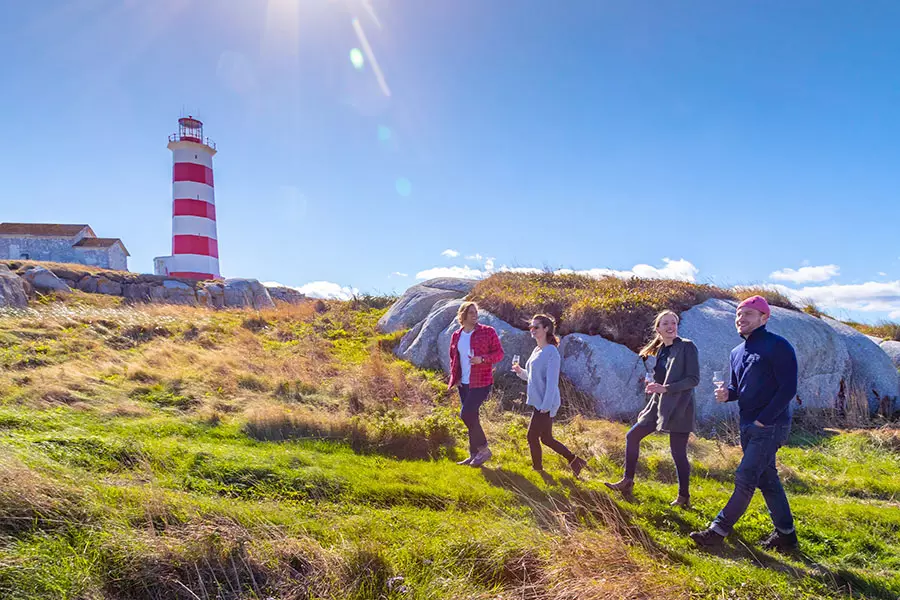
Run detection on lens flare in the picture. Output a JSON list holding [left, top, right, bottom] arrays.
[[395, 177, 412, 197], [349, 48, 365, 69]]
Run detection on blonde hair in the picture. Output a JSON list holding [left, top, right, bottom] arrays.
[[532, 314, 559, 346], [639, 310, 679, 358], [457, 301, 478, 325]]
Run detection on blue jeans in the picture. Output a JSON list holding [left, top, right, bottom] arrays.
[[711, 422, 795, 536], [458, 384, 490, 455]]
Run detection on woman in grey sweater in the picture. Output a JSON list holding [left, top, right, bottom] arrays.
[[512, 314, 587, 477], [605, 310, 699, 507]]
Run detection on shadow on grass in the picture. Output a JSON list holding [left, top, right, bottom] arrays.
[[482, 468, 898, 599]]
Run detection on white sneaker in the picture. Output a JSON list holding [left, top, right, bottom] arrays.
[[469, 447, 492, 467]]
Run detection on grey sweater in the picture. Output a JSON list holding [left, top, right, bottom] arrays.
[[517, 345, 562, 417]]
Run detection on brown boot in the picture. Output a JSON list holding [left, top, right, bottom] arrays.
[[569, 456, 588, 478], [604, 478, 634, 496]]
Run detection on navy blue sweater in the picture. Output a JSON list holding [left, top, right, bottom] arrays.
[[727, 326, 798, 426]]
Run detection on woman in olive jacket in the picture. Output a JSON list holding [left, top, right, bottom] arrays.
[[605, 310, 699, 507]]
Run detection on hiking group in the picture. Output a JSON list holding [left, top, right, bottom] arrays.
[[447, 296, 800, 552]]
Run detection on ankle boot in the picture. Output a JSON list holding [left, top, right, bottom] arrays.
[[670, 495, 690, 508], [604, 478, 634, 495], [569, 456, 587, 478]]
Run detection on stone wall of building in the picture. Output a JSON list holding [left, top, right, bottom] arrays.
[[0, 238, 76, 262], [0, 238, 127, 271]]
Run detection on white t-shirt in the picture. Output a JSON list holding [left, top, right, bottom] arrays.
[[458, 330, 474, 385]]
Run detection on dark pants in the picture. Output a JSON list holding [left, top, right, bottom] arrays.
[[458, 384, 490, 456], [624, 422, 691, 497], [527, 409, 575, 470], [711, 422, 794, 536]]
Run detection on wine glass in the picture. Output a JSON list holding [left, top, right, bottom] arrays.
[[511, 354, 521, 368], [712, 370, 726, 390]]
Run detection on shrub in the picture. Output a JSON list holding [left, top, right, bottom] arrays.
[[470, 272, 734, 351], [237, 373, 269, 392], [241, 404, 460, 460], [130, 383, 195, 409], [274, 380, 317, 402], [844, 320, 900, 342], [802, 303, 825, 318]]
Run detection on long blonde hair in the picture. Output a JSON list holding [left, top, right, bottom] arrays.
[[639, 310, 679, 358]]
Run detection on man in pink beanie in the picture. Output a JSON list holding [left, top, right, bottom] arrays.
[[690, 295, 800, 552]]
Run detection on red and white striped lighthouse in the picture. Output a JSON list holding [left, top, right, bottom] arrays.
[[158, 117, 220, 279]]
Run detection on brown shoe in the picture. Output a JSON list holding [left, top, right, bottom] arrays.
[[603, 478, 634, 495], [670, 495, 690, 508], [569, 456, 588, 478]]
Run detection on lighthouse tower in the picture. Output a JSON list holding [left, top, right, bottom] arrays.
[[154, 117, 220, 280]]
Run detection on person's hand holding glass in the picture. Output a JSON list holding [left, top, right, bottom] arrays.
[[511, 354, 523, 375], [713, 370, 729, 403]]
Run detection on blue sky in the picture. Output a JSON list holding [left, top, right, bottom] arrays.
[[2, 1, 900, 321]]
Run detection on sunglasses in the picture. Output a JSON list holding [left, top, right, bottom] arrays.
[[529, 324, 543, 330]]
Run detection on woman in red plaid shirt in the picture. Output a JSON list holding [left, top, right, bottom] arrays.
[[449, 301, 504, 467]]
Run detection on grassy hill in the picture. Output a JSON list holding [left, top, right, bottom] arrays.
[[0, 291, 897, 599]]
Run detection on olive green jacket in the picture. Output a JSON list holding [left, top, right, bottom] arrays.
[[636, 338, 700, 434]]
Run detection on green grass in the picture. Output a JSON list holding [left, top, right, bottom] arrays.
[[0, 300, 897, 599]]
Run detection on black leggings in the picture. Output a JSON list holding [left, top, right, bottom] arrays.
[[527, 409, 575, 470], [624, 422, 691, 497]]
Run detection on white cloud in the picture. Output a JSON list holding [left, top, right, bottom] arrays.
[[554, 258, 698, 282], [769, 264, 840, 284], [415, 258, 699, 283], [264, 281, 358, 300], [390, 272, 408, 278], [465, 253, 484, 261], [441, 249, 460, 258], [878, 272, 887, 277], [415, 266, 486, 280], [767, 280, 900, 315], [891, 310, 900, 320]]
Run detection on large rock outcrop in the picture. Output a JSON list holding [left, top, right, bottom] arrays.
[[377, 278, 476, 334], [197, 283, 225, 309], [880, 340, 900, 370], [395, 299, 463, 369], [824, 318, 899, 414], [21, 266, 71, 295], [559, 333, 647, 420], [159, 280, 197, 305], [679, 299, 853, 422], [0, 266, 28, 308], [223, 279, 276, 310], [266, 285, 306, 304], [1, 262, 285, 311], [437, 309, 534, 376]]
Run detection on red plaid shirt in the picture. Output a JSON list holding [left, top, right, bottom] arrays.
[[448, 324, 504, 389]]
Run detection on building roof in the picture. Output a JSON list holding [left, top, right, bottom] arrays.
[[0, 223, 93, 237], [73, 237, 130, 256]]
